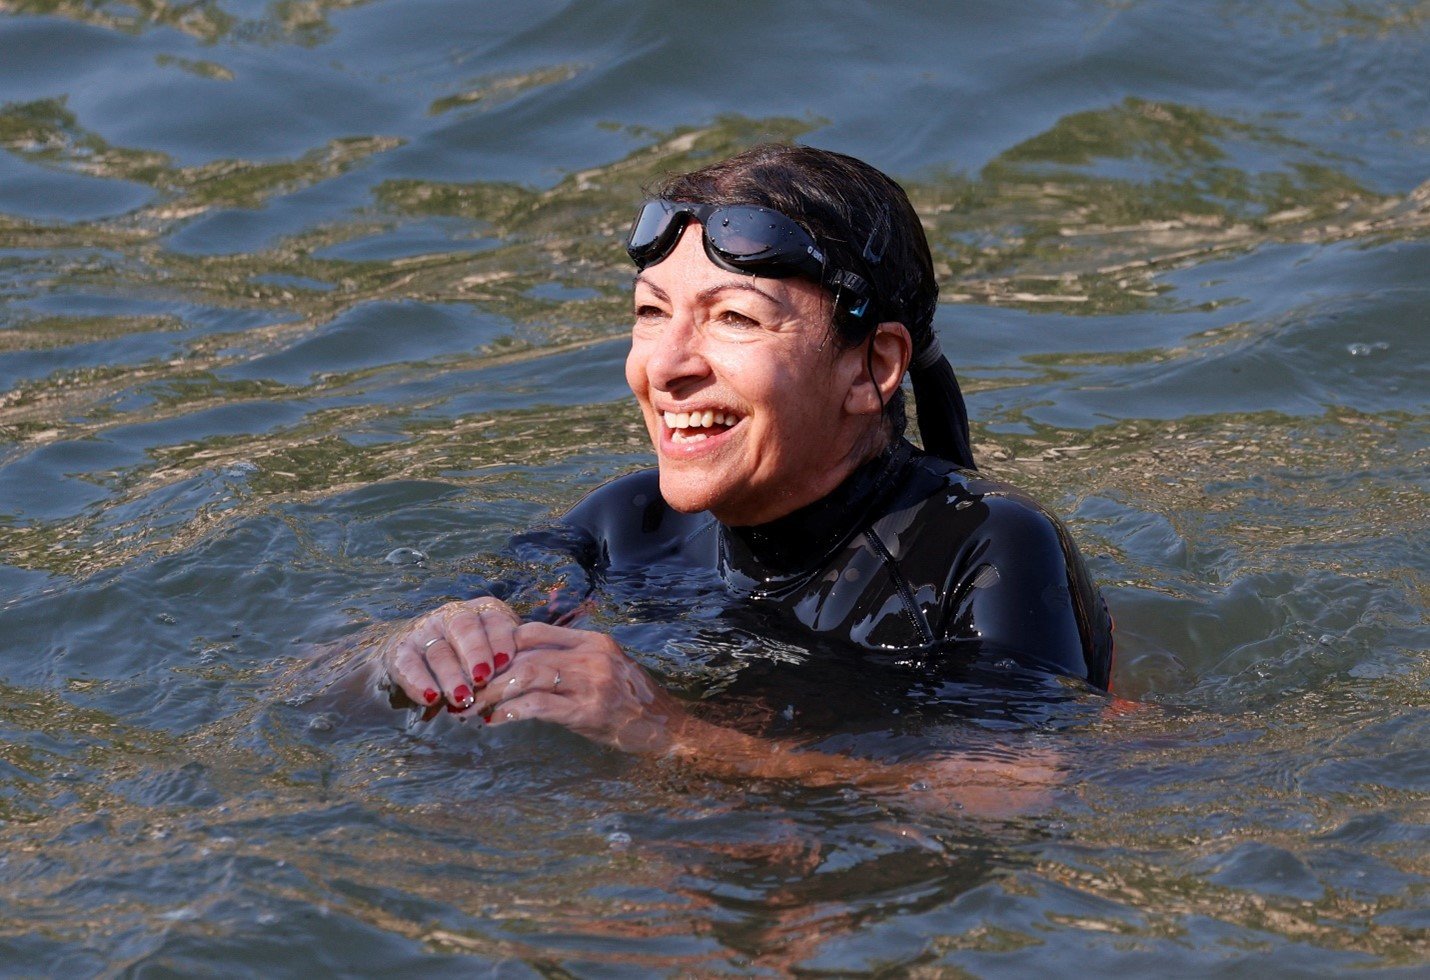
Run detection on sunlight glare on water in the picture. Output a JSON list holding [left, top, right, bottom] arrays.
[[0, 0, 1426, 973]]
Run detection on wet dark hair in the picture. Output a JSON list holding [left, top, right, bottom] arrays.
[[653, 143, 975, 470]]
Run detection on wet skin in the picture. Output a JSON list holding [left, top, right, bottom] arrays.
[[627, 223, 909, 525]]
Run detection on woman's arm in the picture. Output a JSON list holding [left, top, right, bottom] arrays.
[[468, 622, 1063, 817]]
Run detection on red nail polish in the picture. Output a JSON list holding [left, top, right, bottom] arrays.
[[454, 684, 472, 704], [473, 663, 491, 683], [494, 652, 510, 669], [423, 689, 438, 704]]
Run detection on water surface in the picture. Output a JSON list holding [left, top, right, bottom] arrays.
[[0, 0, 1426, 974]]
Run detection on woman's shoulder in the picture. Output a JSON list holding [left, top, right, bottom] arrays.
[[897, 451, 1112, 687], [563, 467, 664, 525], [880, 452, 1096, 606], [561, 467, 715, 562], [889, 451, 1072, 546]]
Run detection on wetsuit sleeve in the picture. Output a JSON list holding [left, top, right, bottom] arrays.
[[500, 468, 663, 623], [503, 521, 602, 623], [938, 494, 1112, 688]]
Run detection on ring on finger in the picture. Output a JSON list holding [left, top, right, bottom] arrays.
[[423, 637, 444, 651], [553, 669, 562, 689]]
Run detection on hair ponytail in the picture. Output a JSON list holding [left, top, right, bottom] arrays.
[[910, 338, 976, 471]]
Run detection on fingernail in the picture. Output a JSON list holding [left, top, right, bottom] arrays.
[[454, 684, 473, 705], [494, 652, 510, 669], [473, 663, 491, 683], [423, 689, 439, 704]]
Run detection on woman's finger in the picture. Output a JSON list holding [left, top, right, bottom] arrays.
[[437, 607, 496, 687], [515, 620, 607, 653], [441, 599, 519, 686], [417, 635, 476, 709], [386, 633, 444, 708], [485, 691, 569, 726], [471, 656, 570, 715], [479, 606, 519, 676]]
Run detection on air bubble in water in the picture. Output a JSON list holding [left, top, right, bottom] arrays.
[[1346, 341, 1389, 356], [384, 547, 427, 565]]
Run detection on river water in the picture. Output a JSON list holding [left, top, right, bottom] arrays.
[[0, 0, 1426, 974]]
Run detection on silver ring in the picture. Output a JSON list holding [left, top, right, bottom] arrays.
[[423, 637, 443, 651], [553, 669, 562, 689]]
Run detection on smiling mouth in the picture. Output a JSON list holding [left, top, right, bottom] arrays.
[[662, 409, 740, 443]]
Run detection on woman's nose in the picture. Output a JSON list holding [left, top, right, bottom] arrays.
[[646, 315, 709, 392]]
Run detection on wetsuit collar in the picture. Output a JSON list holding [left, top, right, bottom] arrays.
[[720, 439, 915, 584]]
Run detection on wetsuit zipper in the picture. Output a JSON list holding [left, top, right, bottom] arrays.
[[862, 528, 936, 646]]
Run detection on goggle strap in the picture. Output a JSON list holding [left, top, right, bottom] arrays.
[[829, 270, 874, 320], [828, 269, 870, 298]]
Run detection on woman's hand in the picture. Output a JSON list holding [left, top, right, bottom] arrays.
[[471, 622, 689, 753], [384, 615, 1059, 818], [380, 597, 521, 711]]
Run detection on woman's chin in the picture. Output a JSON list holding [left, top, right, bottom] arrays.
[[657, 478, 717, 515], [657, 468, 735, 517]]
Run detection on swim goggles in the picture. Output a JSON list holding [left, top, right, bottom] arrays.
[[625, 199, 874, 318]]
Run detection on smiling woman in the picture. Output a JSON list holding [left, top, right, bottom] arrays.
[[361, 144, 1113, 805], [629, 225, 887, 524]]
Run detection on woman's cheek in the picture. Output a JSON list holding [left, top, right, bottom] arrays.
[[624, 343, 651, 399]]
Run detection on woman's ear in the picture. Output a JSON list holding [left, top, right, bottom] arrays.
[[844, 321, 912, 416]]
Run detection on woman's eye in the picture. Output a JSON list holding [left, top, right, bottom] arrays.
[[633, 305, 665, 319], [717, 310, 757, 327]]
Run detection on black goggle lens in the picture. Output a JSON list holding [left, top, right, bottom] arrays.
[[627, 201, 816, 273], [706, 210, 783, 261], [625, 199, 873, 317], [626, 200, 689, 265]]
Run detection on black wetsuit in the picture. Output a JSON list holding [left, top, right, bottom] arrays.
[[516, 439, 1112, 698]]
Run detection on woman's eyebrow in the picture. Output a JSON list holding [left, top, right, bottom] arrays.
[[633, 274, 788, 311], [697, 281, 784, 309], [631, 274, 668, 300]]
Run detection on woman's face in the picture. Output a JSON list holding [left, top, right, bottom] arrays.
[[626, 222, 877, 526]]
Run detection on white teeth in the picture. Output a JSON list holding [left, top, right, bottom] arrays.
[[662, 409, 740, 430]]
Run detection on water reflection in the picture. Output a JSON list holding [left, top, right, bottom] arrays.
[[5, 0, 369, 45]]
